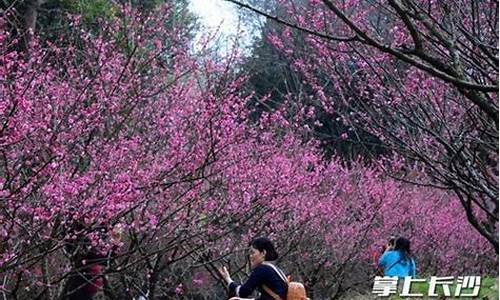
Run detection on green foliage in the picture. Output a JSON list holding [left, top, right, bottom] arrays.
[[240, 21, 388, 162], [62, 0, 117, 23], [33, 0, 117, 42]]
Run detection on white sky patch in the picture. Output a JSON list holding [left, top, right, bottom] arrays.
[[189, 0, 255, 55], [189, 0, 239, 35]]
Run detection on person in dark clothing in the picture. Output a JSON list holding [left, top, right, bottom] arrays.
[[64, 251, 105, 300], [219, 237, 287, 300], [63, 222, 107, 300]]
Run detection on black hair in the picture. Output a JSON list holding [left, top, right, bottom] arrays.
[[381, 236, 396, 254], [394, 237, 412, 261], [249, 237, 279, 261]]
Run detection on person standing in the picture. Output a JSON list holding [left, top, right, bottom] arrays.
[[378, 237, 417, 278]]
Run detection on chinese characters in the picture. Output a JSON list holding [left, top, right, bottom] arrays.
[[372, 276, 481, 297]]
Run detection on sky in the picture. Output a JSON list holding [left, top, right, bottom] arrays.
[[189, 0, 240, 35], [188, 0, 258, 54]]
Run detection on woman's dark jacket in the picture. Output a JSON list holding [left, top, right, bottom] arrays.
[[228, 263, 287, 300]]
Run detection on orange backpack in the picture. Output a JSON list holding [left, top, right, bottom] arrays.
[[261, 262, 309, 300]]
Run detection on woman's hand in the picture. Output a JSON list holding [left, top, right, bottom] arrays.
[[218, 266, 232, 284]]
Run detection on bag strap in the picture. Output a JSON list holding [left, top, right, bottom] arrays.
[[262, 285, 283, 300], [386, 258, 403, 273], [262, 262, 288, 283], [386, 252, 413, 273], [261, 262, 288, 300], [409, 258, 416, 276]]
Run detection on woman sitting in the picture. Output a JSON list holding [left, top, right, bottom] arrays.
[[219, 237, 288, 300]]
